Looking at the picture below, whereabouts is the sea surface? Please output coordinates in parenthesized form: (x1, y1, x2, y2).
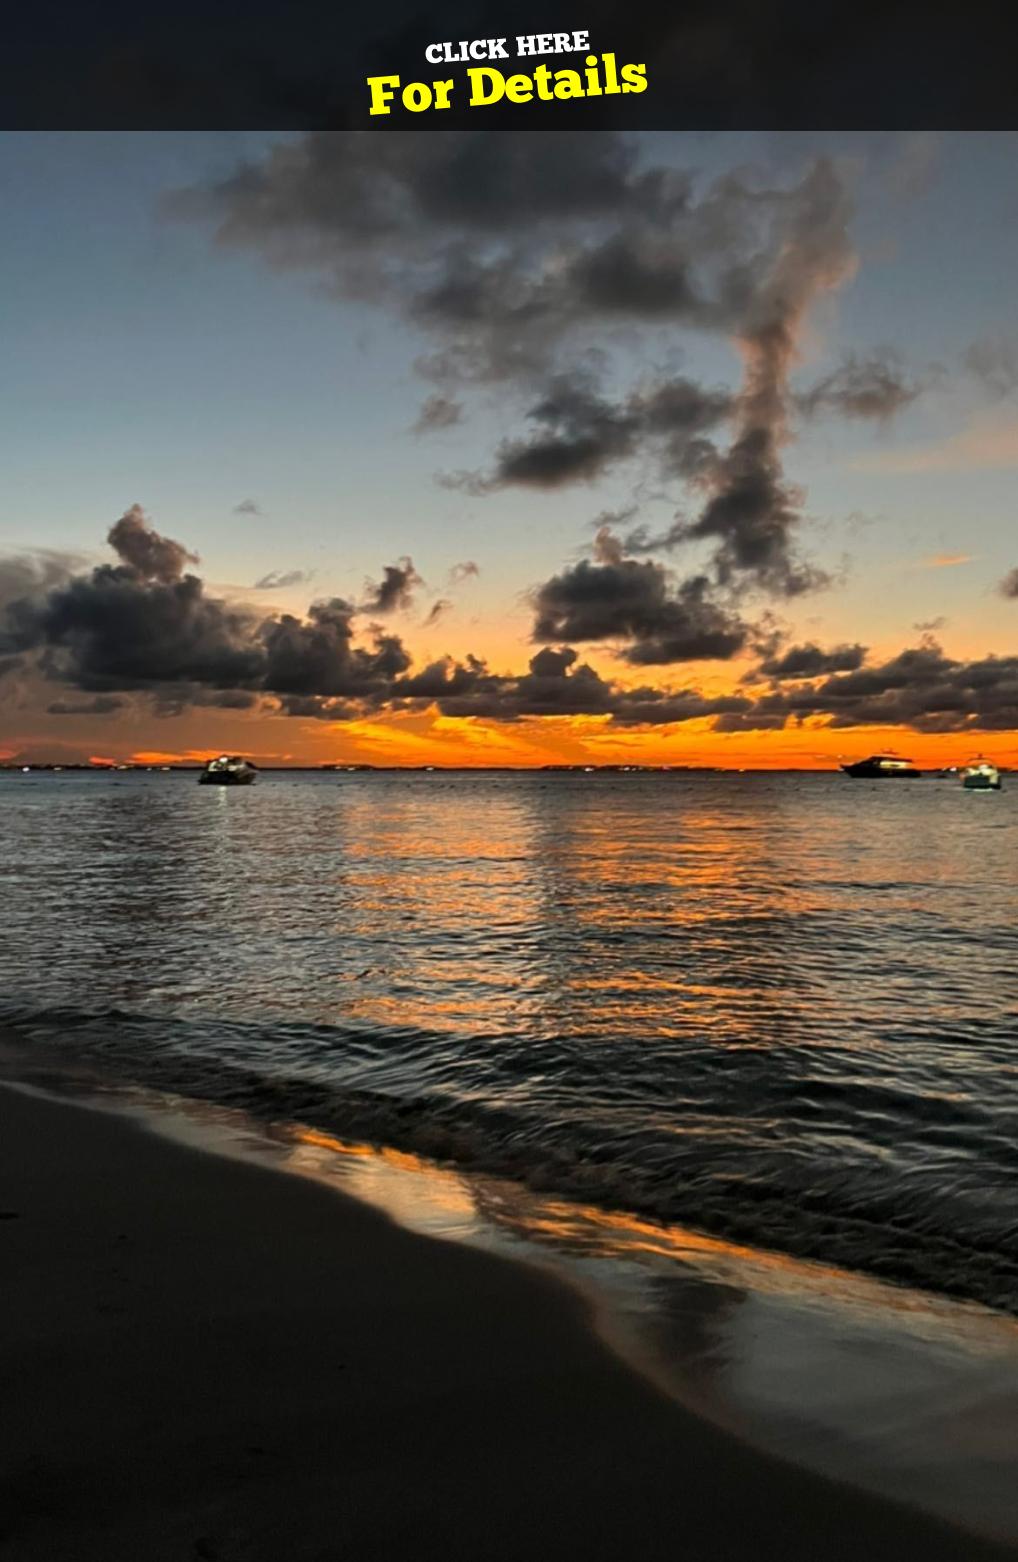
(2, 767, 1017, 1312)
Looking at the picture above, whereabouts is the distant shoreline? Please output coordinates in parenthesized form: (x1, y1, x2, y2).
(3, 762, 1012, 775)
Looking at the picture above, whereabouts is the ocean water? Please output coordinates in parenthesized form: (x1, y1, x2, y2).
(2, 767, 1017, 1313)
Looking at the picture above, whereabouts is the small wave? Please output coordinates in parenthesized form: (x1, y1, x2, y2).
(3, 1000, 1018, 1317)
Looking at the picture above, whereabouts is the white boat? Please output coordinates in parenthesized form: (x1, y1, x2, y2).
(961, 757, 1001, 791)
(199, 755, 257, 786)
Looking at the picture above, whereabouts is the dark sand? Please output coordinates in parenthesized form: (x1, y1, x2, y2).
(1, 1083, 1013, 1562)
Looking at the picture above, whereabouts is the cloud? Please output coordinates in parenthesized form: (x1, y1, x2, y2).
(234, 498, 262, 515)
(109, 504, 199, 583)
(448, 560, 479, 585)
(253, 569, 313, 589)
(670, 161, 853, 597)
(919, 552, 973, 569)
(470, 377, 643, 490)
(532, 551, 750, 665)
(8, 510, 1015, 740)
(391, 645, 751, 727)
(0, 508, 411, 707)
(2, 509, 262, 692)
(424, 598, 451, 626)
(0, 550, 83, 655)
(412, 394, 462, 433)
(0, 510, 751, 731)
(798, 352, 923, 421)
(180, 139, 866, 600)
(458, 372, 732, 493)
(174, 131, 664, 382)
(758, 641, 866, 679)
(262, 601, 411, 696)
(913, 616, 947, 631)
(747, 641, 1018, 733)
(362, 557, 422, 613)
(146, 686, 264, 718)
(46, 695, 127, 716)
(999, 567, 1018, 599)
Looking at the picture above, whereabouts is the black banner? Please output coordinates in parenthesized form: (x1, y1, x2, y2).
(3, 0, 1017, 128)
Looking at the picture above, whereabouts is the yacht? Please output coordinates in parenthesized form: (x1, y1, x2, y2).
(199, 755, 257, 786)
(841, 754, 920, 779)
(961, 757, 1001, 790)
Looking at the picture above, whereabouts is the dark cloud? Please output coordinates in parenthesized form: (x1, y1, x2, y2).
(0, 510, 410, 707)
(758, 641, 867, 679)
(474, 378, 642, 490)
(563, 227, 699, 317)
(532, 552, 750, 665)
(277, 645, 748, 729)
(176, 132, 663, 383)
(464, 373, 732, 493)
(750, 642, 1018, 733)
(272, 694, 359, 721)
(234, 498, 262, 515)
(109, 504, 199, 584)
(392, 645, 750, 727)
(11, 513, 262, 692)
(175, 137, 811, 368)
(262, 601, 412, 696)
(449, 560, 479, 585)
(253, 569, 312, 590)
(621, 514, 695, 556)
(673, 425, 823, 595)
(712, 709, 789, 732)
(999, 568, 1018, 599)
(412, 394, 463, 434)
(401, 637, 1018, 735)
(8, 511, 1014, 740)
(403, 151, 853, 596)
(46, 695, 126, 716)
(798, 353, 923, 421)
(665, 161, 853, 597)
(1, 512, 755, 731)
(149, 686, 265, 718)
(186, 134, 848, 409)
(362, 558, 422, 614)
(0, 550, 81, 606)
(424, 599, 451, 626)
(914, 616, 947, 632)
(181, 138, 867, 602)
(0, 551, 82, 655)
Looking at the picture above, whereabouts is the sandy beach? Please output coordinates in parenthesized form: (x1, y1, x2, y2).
(0, 1083, 1013, 1562)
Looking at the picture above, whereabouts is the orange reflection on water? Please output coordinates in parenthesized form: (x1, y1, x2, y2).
(283, 1119, 1018, 1346)
(297, 1126, 374, 1159)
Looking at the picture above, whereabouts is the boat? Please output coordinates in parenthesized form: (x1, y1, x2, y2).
(961, 757, 1001, 790)
(841, 754, 921, 778)
(198, 755, 257, 786)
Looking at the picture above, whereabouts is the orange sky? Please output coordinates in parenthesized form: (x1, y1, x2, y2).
(7, 710, 1015, 770)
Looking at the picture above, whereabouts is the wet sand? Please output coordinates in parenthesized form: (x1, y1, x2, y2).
(1, 1083, 1013, 1562)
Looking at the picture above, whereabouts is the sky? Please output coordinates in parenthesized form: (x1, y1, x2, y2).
(1, 129, 1017, 767)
